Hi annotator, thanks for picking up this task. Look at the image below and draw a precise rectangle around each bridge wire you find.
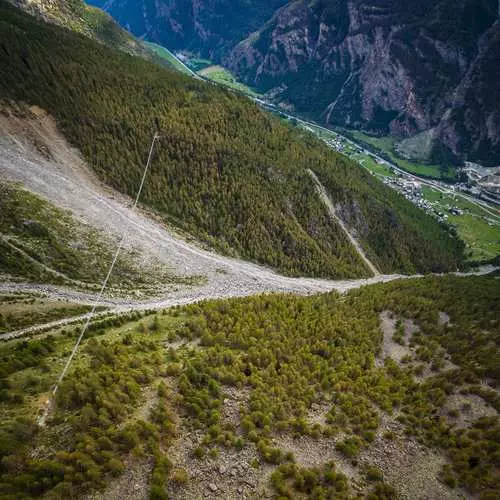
[39,133,160,424]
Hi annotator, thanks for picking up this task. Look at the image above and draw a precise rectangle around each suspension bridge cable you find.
[39,133,160,424]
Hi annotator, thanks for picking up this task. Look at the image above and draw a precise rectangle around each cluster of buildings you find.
[462,162,500,205]
[297,120,496,225]
[321,136,345,153]
[381,176,465,224]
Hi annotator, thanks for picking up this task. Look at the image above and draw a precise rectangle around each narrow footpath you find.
[307,169,380,276]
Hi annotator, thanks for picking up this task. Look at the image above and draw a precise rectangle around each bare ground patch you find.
[376,311,414,366]
[274,434,362,489]
[167,425,273,499]
[359,413,468,500]
[377,311,459,379]
[221,386,250,430]
[85,456,153,500]
[162,383,273,499]
[442,393,497,429]
[439,311,452,326]
[273,409,467,499]
[306,400,332,428]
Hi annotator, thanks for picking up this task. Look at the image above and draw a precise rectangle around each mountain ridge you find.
[7,0,173,65]
[88,0,500,167]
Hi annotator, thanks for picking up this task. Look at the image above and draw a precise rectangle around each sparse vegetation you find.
[271,461,350,498]
[0,274,498,497]
[0,292,98,334]
[0,181,188,289]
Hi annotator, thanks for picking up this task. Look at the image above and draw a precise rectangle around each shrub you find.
[368,482,397,499]
[366,465,384,482]
[335,437,362,458]
[171,468,189,486]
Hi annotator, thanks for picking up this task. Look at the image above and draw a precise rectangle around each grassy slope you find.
[0,292,98,334]
[0,182,181,288]
[422,186,500,261]
[0,274,498,497]
[9,0,165,65]
[0,1,465,276]
[144,42,193,76]
[198,64,259,96]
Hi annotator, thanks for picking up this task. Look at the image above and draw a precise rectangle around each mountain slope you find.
[0,273,498,498]
[7,0,168,65]
[435,19,500,164]
[227,0,499,166]
[0,175,180,289]
[0,1,464,277]
[89,0,499,166]
[86,0,289,59]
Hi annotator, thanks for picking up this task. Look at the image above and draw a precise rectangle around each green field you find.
[144,42,193,76]
[422,187,500,261]
[422,186,500,221]
[198,65,259,96]
[186,57,213,72]
[0,293,101,334]
[450,215,500,261]
[142,49,258,96]
[351,153,396,178]
[347,130,456,181]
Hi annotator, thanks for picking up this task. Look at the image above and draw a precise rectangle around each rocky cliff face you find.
[227,0,499,166]
[88,0,288,59]
[87,0,499,166]
[434,20,500,165]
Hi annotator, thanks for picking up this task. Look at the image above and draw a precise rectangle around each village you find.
[382,176,462,224]
[309,129,498,228]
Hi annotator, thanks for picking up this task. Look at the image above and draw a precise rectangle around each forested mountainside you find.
[89,0,500,167]
[0,1,464,277]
